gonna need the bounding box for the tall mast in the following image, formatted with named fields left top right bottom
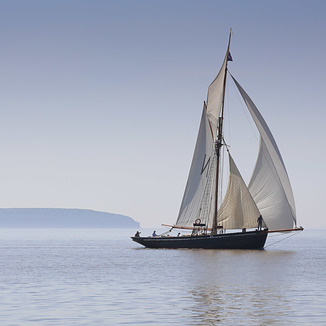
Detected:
left=211, top=30, right=232, bottom=234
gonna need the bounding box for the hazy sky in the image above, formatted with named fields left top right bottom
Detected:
left=1, top=0, right=325, bottom=228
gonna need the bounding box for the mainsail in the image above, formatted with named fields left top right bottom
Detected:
left=175, top=35, right=297, bottom=233
left=176, top=106, right=215, bottom=228
left=176, top=45, right=230, bottom=228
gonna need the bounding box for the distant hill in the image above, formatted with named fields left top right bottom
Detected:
left=0, top=208, right=140, bottom=228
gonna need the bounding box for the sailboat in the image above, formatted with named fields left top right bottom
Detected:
left=132, top=31, right=303, bottom=249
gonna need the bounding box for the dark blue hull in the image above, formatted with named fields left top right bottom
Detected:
left=131, top=229, right=268, bottom=249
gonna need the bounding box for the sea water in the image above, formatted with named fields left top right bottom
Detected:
left=0, top=228, right=325, bottom=325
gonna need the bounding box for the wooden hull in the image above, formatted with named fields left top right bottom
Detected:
left=131, top=229, right=268, bottom=250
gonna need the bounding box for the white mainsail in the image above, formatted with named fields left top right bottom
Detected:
left=176, top=48, right=230, bottom=228
left=175, top=38, right=297, bottom=233
left=231, top=76, right=297, bottom=230
left=176, top=106, right=215, bottom=228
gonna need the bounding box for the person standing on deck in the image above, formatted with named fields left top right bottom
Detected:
left=257, top=215, right=263, bottom=231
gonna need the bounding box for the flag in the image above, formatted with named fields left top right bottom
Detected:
left=227, top=52, right=233, bottom=62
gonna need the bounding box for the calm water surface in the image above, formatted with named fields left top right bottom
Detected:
left=0, top=228, right=325, bottom=325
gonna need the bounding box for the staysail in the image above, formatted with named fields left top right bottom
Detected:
left=231, top=76, right=297, bottom=230
left=217, top=152, right=265, bottom=229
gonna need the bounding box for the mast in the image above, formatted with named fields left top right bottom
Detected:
left=211, top=30, right=232, bottom=234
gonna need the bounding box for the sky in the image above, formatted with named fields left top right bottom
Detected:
left=0, top=0, right=325, bottom=228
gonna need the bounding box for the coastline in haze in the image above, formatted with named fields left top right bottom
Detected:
left=0, top=208, right=140, bottom=228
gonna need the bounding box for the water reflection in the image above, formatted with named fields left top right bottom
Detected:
left=0, top=229, right=324, bottom=325
left=179, top=249, right=297, bottom=325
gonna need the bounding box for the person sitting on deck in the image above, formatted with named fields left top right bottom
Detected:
left=152, top=231, right=157, bottom=237
left=134, top=231, right=141, bottom=237
left=257, top=215, right=263, bottom=231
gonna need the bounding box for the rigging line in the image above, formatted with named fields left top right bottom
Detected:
left=264, top=230, right=301, bottom=249
left=158, top=228, right=173, bottom=236
left=197, top=149, right=216, bottom=227
left=226, top=75, right=232, bottom=148
left=219, top=144, right=225, bottom=210
left=228, top=71, right=259, bottom=143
